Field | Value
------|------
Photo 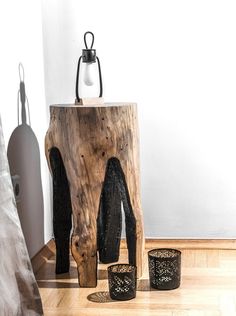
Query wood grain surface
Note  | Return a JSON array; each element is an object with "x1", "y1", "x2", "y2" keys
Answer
[
  {"x1": 36, "y1": 240, "x2": 236, "y2": 316},
  {"x1": 45, "y1": 103, "x2": 144, "y2": 287}
]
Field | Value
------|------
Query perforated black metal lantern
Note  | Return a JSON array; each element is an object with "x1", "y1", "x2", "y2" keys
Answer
[
  {"x1": 108, "y1": 264, "x2": 136, "y2": 300},
  {"x1": 148, "y1": 248, "x2": 181, "y2": 290}
]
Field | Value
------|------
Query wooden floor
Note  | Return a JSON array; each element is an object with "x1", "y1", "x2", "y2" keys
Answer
[{"x1": 35, "y1": 241, "x2": 236, "y2": 316}]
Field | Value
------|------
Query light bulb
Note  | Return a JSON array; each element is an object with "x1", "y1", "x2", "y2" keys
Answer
[{"x1": 83, "y1": 62, "x2": 95, "y2": 86}]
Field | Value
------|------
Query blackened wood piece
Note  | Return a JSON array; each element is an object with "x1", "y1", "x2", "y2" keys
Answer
[
  {"x1": 118, "y1": 160, "x2": 137, "y2": 266},
  {"x1": 97, "y1": 158, "x2": 136, "y2": 265},
  {"x1": 97, "y1": 158, "x2": 122, "y2": 263},
  {"x1": 49, "y1": 147, "x2": 72, "y2": 274}
]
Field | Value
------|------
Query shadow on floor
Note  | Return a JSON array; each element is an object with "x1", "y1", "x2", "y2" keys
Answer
[
  {"x1": 137, "y1": 279, "x2": 155, "y2": 291},
  {"x1": 36, "y1": 258, "x2": 109, "y2": 282},
  {"x1": 87, "y1": 291, "x2": 113, "y2": 303},
  {"x1": 86, "y1": 280, "x2": 155, "y2": 304},
  {"x1": 36, "y1": 260, "x2": 78, "y2": 281},
  {"x1": 36, "y1": 255, "x2": 153, "y2": 292},
  {"x1": 97, "y1": 269, "x2": 108, "y2": 280},
  {"x1": 37, "y1": 280, "x2": 79, "y2": 289}
]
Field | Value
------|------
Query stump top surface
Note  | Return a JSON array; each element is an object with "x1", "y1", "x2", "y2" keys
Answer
[{"x1": 50, "y1": 102, "x2": 137, "y2": 109}]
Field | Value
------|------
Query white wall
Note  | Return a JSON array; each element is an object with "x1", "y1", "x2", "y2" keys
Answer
[
  {"x1": 0, "y1": 0, "x2": 235, "y2": 256},
  {"x1": 0, "y1": 0, "x2": 52, "y2": 256},
  {"x1": 43, "y1": 0, "x2": 236, "y2": 238}
]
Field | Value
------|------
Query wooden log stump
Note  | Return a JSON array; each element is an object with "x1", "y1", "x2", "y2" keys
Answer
[{"x1": 45, "y1": 102, "x2": 144, "y2": 287}]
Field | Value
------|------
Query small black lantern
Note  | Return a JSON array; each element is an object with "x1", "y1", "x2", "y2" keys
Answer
[
  {"x1": 75, "y1": 31, "x2": 103, "y2": 102},
  {"x1": 108, "y1": 264, "x2": 137, "y2": 301},
  {"x1": 148, "y1": 248, "x2": 181, "y2": 290}
]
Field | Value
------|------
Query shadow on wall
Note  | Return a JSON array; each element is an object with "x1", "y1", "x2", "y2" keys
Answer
[{"x1": 7, "y1": 64, "x2": 44, "y2": 258}]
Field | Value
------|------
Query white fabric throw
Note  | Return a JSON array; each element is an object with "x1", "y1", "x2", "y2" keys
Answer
[{"x1": 0, "y1": 116, "x2": 43, "y2": 316}]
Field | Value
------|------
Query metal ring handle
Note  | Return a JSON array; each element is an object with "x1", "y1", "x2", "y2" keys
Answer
[
  {"x1": 18, "y1": 63, "x2": 25, "y2": 82},
  {"x1": 84, "y1": 31, "x2": 94, "y2": 49},
  {"x1": 17, "y1": 63, "x2": 31, "y2": 126}
]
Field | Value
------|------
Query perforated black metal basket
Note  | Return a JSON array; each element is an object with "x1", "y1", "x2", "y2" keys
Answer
[
  {"x1": 148, "y1": 248, "x2": 181, "y2": 290},
  {"x1": 108, "y1": 264, "x2": 136, "y2": 300}
]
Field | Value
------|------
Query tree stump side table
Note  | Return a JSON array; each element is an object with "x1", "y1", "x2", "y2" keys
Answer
[{"x1": 45, "y1": 102, "x2": 145, "y2": 287}]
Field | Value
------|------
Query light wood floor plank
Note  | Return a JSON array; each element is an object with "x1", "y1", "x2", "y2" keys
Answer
[{"x1": 36, "y1": 241, "x2": 236, "y2": 315}]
